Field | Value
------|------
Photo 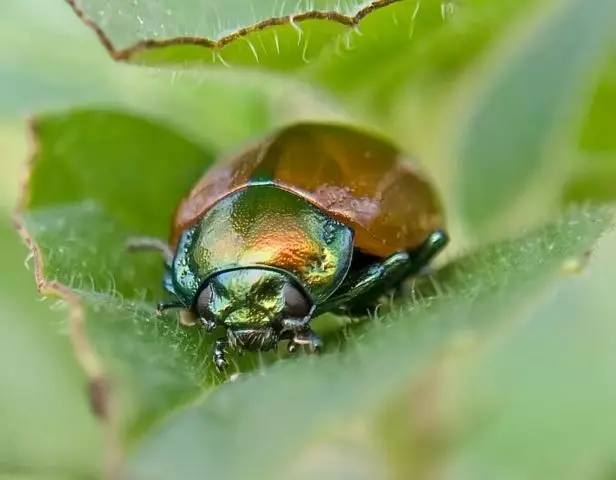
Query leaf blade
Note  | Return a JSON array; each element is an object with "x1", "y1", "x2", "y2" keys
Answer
[
  {"x1": 68, "y1": 0, "x2": 416, "y2": 69},
  {"x1": 440, "y1": 224, "x2": 616, "y2": 479},
  {"x1": 128, "y1": 207, "x2": 612, "y2": 479},
  {"x1": 449, "y1": 0, "x2": 616, "y2": 235}
]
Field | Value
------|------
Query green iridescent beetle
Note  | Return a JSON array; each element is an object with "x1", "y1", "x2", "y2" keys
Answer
[{"x1": 129, "y1": 123, "x2": 448, "y2": 371}]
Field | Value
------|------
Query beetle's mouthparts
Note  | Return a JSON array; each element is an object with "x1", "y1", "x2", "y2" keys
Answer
[{"x1": 227, "y1": 325, "x2": 278, "y2": 351}]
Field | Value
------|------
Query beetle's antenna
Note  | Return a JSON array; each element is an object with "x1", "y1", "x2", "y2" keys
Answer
[{"x1": 126, "y1": 236, "x2": 174, "y2": 266}]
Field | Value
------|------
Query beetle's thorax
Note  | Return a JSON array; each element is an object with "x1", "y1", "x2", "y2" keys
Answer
[{"x1": 170, "y1": 184, "x2": 354, "y2": 306}]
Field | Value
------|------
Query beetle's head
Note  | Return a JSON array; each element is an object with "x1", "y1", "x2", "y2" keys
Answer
[{"x1": 194, "y1": 268, "x2": 314, "y2": 351}]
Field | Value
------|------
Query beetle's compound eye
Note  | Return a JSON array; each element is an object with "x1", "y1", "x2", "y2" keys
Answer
[
  {"x1": 282, "y1": 283, "x2": 311, "y2": 318},
  {"x1": 195, "y1": 284, "x2": 213, "y2": 317}
]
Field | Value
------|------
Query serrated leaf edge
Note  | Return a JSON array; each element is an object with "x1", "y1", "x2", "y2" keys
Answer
[
  {"x1": 12, "y1": 117, "x2": 123, "y2": 480},
  {"x1": 65, "y1": 0, "x2": 402, "y2": 62}
]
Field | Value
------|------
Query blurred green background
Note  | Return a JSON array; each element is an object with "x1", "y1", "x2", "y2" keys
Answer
[{"x1": 2, "y1": 0, "x2": 616, "y2": 479}]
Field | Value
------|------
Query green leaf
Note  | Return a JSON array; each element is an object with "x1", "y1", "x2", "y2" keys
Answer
[
  {"x1": 563, "y1": 153, "x2": 616, "y2": 205},
  {"x1": 26, "y1": 110, "x2": 216, "y2": 238},
  {"x1": 0, "y1": 0, "x2": 345, "y2": 156},
  {"x1": 0, "y1": 0, "x2": 116, "y2": 115},
  {"x1": 579, "y1": 52, "x2": 616, "y2": 153},
  {"x1": 128, "y1": 19, "x2": 347, "y2": 70},
  {"x1": 9, "y1": 0, "x2": 616, "y2": 476},
  {"x1": 127, "y1": 207, "x2": 612, "y2": 479},
  {"x1": 0, "y1": 216, "x2": 103, "y2": 477},
  {"x1": 15, "y1": 109, "x2": 616, "y2": 479},
  {"x1": 446, "y1": 0, "x2": 616, "y2": 237},
  {"x1": 440, "y1": 224, "x2": 616, "y2": 479},
  {"x1": 72, "y1": 0, "x2": 347, "y2": 45},
  {"x1": 18, "y1": 110, "x2": 225, "y2": 440},
  {"x1": 306, "y1": 0, "x2": 533, "y2": 114},
  {"x1": 565, "y1": 53, "x2": 616, "y2": 204},
  {"x1": 66, "y1": 0, "x2": 418, "y2": 69},
  {"x1": 302, "y1": 0, "x2": 538, "y2": 192}
]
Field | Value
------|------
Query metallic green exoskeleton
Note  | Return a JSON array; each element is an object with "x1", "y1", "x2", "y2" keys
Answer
[{"x1": 128, "y1": 124, "x2": 449, "y2": 371}]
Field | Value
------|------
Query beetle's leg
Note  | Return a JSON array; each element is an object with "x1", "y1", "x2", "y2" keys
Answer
[
  {"x1": 287, "y1": 328, "x2": 323, "y2": 354},
  {"x1": 200, "y1": 317, "x2": 217, "y2": 332},
  {"x1": 144, "y1": 251, "x2": 190, "y2": 321},
  {"x1": 154, "y1": 268, "x2": 186, "y2": 317},
  {"x1": 128, "y1": 236, "x2": 185, "y2": 317},
  {"x1": 317, "y1": 229, "x2": 449, "y2": 315},
  {"x1": 409, "y1": 230, "x2": 449, "y2": 273},
  {"x1": 126, "y1": 236, "x2": 174, "y2": 268},
  {"x1": 156, "y1": 300, "x2": 184, "y2": 317},
  {"x1": 280, "y1": 316, "x2": 311, "y2": 331},
  {"x1": 315, "y1": 252, "x2": 409, "y2": 314},
  {"x1": 391, "y1": 253, "x2": 439, "y2": 299},
  {"x1": 213, "y1": 338, "x2": 229, "y2": 372}
]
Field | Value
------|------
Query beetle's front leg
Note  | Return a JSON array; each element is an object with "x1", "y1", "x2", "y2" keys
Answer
[
  {"x1": 316, "y1": 229, "x2": 449, "y2": 315},
  {"x1": 287, "y1": 327, "x2": 323, "y2": 354},
  {"x1": 213, "y1": 338, "x2": 229, "y2": 371},
  {"x1": 128, "y1": 239, "x2": 186, "y2": 320},
  {"x1": 156, "y1": 300, "x2": 184, "y2": 317}
]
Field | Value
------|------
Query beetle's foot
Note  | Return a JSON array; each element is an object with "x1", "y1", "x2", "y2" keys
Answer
[
  {"x1": 214, "y1": 356, "x2": 229, "y2": 372},
  {"x1": 213, "y1": 338, "x2": 229, "y2": 372},
  {"x1": 201, "y1": 318, "x2": 217, "y2": 332},
  {"x1": 288, "y1": 329, "x2": 323, "y2": 354},
  {"x1": 309, "y1": 335, "x2": 323, "y2": 353}
]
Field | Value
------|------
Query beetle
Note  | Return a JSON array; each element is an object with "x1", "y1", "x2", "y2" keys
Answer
[{"x1": 128, "y1": 123, "x2": 448, "y2": 371}]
